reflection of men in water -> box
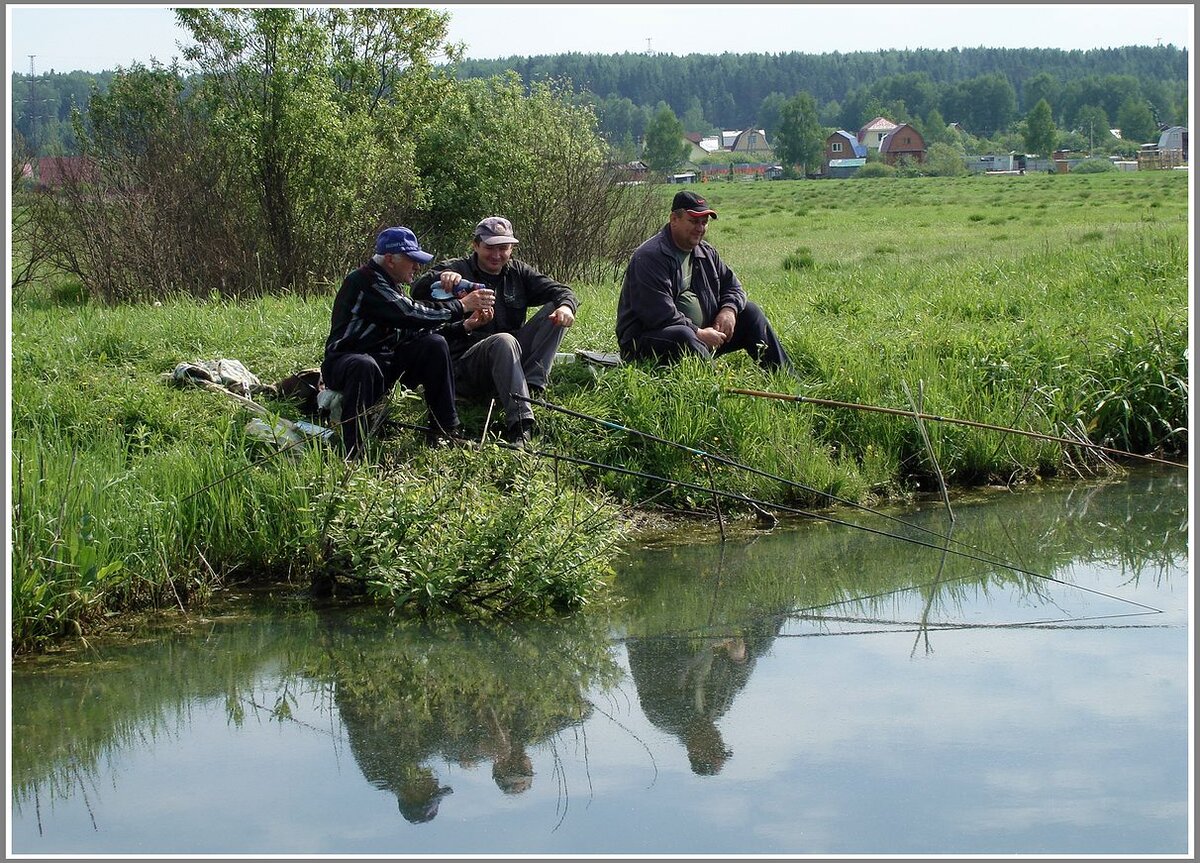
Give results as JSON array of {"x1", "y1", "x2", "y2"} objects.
[
  {"x1": 336, "y1": 691, "x2": 454, "y2": 823},
  {"x1": 625, "y1": 618, "x2": 783, "y2": 775}
]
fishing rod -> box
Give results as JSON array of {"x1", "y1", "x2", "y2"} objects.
[
  {"x1": 517, "y1": 393, "x2": 1022, "y2": 571},
  {"x1": 726, "y1": 387, "x2": 1187, "y2": 469},
  {"x1": 503, "y1": 434, "x2": 1162, "y2": 614}
]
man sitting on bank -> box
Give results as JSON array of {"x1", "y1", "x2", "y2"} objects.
[
  {"x1": 411, "y1": 216, "x2": 578, "y2": 448},
  {"x1": 322, "y1": 226, "x2": 495, "y2": 456},
  {"x1": 616, "y1": 191, "x2": 792, "y2": 373}
]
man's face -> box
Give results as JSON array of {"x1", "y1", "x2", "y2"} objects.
[
  {"x1": 669, "y1": 211, "x2": 709, "y2": 251},
  {"x1": 385, "y1": 253, "x2": 421, "y2": 285},
  {"x1": 473, "y1": 239, "x2": 515, "y2": 275}
]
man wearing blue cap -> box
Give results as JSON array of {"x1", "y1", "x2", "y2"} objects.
[
  {"x1": 322, "y1": 226, "x2": 495, "y2": 455},
  {"x1": 616, "y1": 191, "x2": 792, "y2": 373}
]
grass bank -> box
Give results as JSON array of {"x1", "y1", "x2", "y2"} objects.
[{"x1": 10, "y1": 170, "x2": 1189, "y2": 651}]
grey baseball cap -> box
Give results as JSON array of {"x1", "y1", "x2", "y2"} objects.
[{"x1": 474, "y1": 216, "x2": 520, "y2": 246}]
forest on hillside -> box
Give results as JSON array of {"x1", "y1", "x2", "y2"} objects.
[{"x1": 11, "y1": 45, "x2": 1188, "y2": 157}]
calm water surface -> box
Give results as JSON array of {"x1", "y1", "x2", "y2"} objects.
[{"x1": 9, "y1": 469, "x2": 1190, "y2": 855}]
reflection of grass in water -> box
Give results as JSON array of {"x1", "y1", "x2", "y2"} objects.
[
  {"x1": 614, "y1": 470, "x2": 1188, "y2": 637},
  {"x1": 11, "y1": 609, "x2": 625, "y2": 815}
]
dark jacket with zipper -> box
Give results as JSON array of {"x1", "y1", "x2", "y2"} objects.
[
  {"x1": 615, "y1": 224, "x2": 746, "y2": 351},
  {"x1": 411, "y1": 253, "x2": 577, "y2": 359},
  {"x1": 324, "y1": 259, "x2": 469, "y2": 363}
]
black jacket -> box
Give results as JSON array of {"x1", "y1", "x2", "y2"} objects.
[
  {"x1": 411, "y1": 253, "x2": 577, "y2": 357},
  {"x1": 615, "y1": 224, "x2": 746, "y2": 350},
  {"x1": 324, "y1": 260, "x2": 468, "y2": 362}
]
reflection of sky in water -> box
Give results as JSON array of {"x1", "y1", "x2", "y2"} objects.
[{"x1": 9, "y1": 471, "x2": 1189, "y2": 855}]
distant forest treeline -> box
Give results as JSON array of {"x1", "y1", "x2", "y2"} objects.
[
  {"x1": 11, "y1": 45, "x2": 1189, "y2": 156},
  {"x1": 456, "y1": 45, "x2": 1188, "y2": 147}
]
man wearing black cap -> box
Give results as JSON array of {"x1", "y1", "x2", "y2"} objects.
[
  {"x1": 616, "y1": 191, "x2": 792, "y2": 372},
  {"x1": 322, "y1": 225, "x2": 496, "y2": 455},
  {"x1": 411, "y1": 216, "x2": 579, "y2": 448}
]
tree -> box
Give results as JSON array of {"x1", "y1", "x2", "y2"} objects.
[
  {"x1": 1115, "y1": 96, "x2": 1157, "y2": 144},
  {"x1": 176, "y1": 6, "x2": 456, "y2": 291},
  {"x1": 757, "y1": 91, "x2": 787, "y2": 142},
  {"x1": 922, "y1": 141, "x2": 968, "y2": 177},
  {"x1": 774, "y1": 92, "x2": 825, "y2": 176},
  {"x1": 680, "y1": 96, "x2": 711, "y2": 135},
  {"x1": 642, "y1": 103, "x2": 688, "y2": 174},
  {"x1": 1021, "y1": 72, "x2": 1058, "y2": 114},
  {"x1": 1023, "y1": 98, "x2": 1056, "y2": 156},
  {"x1": 1073, "y1": 104, "x2": 1110, "y2": 153}
]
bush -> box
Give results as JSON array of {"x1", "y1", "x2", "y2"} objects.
[
  {"x1": 31, "y1": 10, "x2": 657, "y2": 302},
  {"x1": 853, "y1": 162, "x2": 897, "y2": 179},
  {"x1": 1071, "y1": 158, "x2": 1117, "y2": 174}
]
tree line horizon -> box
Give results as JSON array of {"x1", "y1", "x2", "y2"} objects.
[{"x1": 13, "y1": 44, "x2": 1188, "y2": 157}]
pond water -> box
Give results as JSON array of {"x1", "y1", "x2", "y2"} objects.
[{"x1": 9, "y1": 468, "x2": 1190, "y2": 856}]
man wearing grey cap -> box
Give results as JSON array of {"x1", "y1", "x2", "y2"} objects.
[
  {"x1": 412, "y1": 216, "x2": 579, "y2": 448},
  {"x1": 616, "y1": 191, "x2": 792, "y2": 373},
  {"x1": 322, "y1": 225, "x2": 495, "y2": 455}
]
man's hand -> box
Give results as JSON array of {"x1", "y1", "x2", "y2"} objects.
[
  {"x1": 696, "y1": 326, "x2": 728, "y2": 349},
  {"x1": 713, "y1": 307, "x2": 737, "y2": 338},
  {"x1": 464, "y1": 307, "x2": 494, "y2": 331},
  {"x1": 548, "y1": 305, "x2": 575, "y2": 327},
  {"x1": 439, "y1": 271, "x2": 462, "y2": 292},
  {"x1": 461, "y1": 288, "x2": 495, "y2": 312}
]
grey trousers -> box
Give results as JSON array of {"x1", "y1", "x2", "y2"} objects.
[{"x1": 454, "y1": 303, "x2": 567, "y2": 430}]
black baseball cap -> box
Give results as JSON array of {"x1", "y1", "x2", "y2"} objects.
[{"x1": 671, "y1": 190, "x2": 718, "y2": 219}]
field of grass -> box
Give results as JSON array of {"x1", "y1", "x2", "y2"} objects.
[{"x1": 10, "y1": 169, "x2": 1189, "y2": 651}]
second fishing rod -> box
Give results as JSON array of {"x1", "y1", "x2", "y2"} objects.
[{"x1": 517, "y1": 393, "x2": 1026, "y2": 575}]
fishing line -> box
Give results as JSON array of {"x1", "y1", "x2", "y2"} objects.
[
  {"x1": 519, "y1": 394, "x2": 1067, "y2": 581},
  {"x1": 726, "y1": 386, "x2": 1187, "y2": 469}
]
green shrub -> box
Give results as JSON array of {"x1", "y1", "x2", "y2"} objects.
[{"x1": 853, "y1": 162, "x2": 897, "y2": 179}]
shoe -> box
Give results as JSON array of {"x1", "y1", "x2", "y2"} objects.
[{"x1": 503, "y1": 420, "x2": 534, "y2": 450}]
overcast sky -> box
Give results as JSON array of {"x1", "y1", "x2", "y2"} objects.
[{"x1": 6, "y1": 4, "x2": 1194, "y2": 74}]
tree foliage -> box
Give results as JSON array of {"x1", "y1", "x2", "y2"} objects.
[
  {"x1": 1024, "y1": 98, "x2": 1057, "y2": 156},
  {"x1": 642, "y1": 103, "x2": 688, "y2": 173},
  {"x1": 774, "y1": 92, "x2": 826, "y2": 175},
  {"x1": 28, "y1": 8, "x2": 659, "y2": 301}
]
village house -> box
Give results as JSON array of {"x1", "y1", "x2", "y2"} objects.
[
  {"x1": 824, "y1": 130, "x2": 867, "y2": 174},
  {"x1": 857, "y1": 116, "x2": 898, "y2": 151},
  {"x1": 878, "y1": 123, "x2": 926, "y2": 166}
]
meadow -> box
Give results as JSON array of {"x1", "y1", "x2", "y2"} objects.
[{"x1": 11, "y1": 169, "x2": 1189, "y2": 651}]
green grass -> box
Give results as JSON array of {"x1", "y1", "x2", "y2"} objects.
[{"x1": 10, "y1": 170, "x2": 1189, "y2": 650}]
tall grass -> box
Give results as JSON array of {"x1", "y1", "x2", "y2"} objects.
[{"x1": 11, "y1": 170, "x2": 1188, "y2": 650}]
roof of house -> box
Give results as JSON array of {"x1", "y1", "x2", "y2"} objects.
[
  {"x1": 829, "y1": 130, "x2": 868, "y2": 157},
  {"x1": 879, "y1": 123, "x2": 923, "y2": 153},
  {"x1": 699, "y1": 136, "x2": 722, "y2": 152},
  {"x1": 730, "y1": 128, "x2": 770, "y2": 150},
  {"x1": 859, "y1": 116, "x2": 899, "y2": 136}
]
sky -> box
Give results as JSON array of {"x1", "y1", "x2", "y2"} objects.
[{"x1": 5, "y1": 3, "x2": 1195, "y2": 75}]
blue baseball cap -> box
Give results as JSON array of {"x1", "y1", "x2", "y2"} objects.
[{"x1": 375, "y1": 226, "x2": 433, "y2": 263}]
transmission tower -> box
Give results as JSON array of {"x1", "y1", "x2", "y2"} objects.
[{"x1": 27, "y1": 54, "x2": 37, "y2": 150}]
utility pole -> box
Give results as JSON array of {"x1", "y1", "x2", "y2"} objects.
[
  {"x1": 28, "y1": 54, "x2": 37, "y2": 151},
  {"x1": 645, "y1": 37, "x2": 653, "y2": 55}
]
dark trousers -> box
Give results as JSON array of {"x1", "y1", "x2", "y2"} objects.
[
  {"x1": 620, "y1": 301, "x2": 793, "y2": 372},
  {"x1": 322, "y1": 333, "x2": 458, "y2": 455}
]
